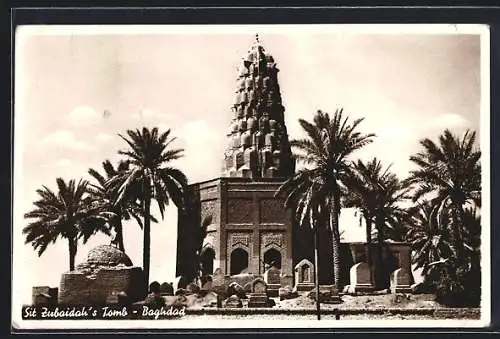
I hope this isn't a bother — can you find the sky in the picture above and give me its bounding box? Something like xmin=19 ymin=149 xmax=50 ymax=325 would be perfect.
xmin=12 ymin=25 xmax=486 ymax=307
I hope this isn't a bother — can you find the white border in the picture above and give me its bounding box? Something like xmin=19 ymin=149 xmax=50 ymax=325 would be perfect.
xmin=16 ymin=23 xmax=488 ymax=36
xmin=12 ymin=23 xmax=491 ymax=330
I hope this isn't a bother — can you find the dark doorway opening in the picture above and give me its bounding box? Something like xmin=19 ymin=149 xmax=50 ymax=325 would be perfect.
xmin=200 ymin=247 xmax=215 ymax=275
xmin=230 ymin=248 xmax=249 ymax=275
xmin=263 ymin=248 xmax=282 ymax=269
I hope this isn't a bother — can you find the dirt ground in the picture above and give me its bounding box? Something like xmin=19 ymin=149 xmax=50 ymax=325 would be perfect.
xmin=275 ymin=293 xmax=445 ymax=310
xmin=173 ymin=291 xmax=447 ymax=310
xmin=180 ymin=313 xmax=470 ymax=321
xmin=169 ymin=292 xmax=479 ymax=318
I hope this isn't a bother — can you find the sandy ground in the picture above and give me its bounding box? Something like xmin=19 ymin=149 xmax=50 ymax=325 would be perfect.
xmin=179 ymin=313 xmax=469 ymax=320
xmin=175 ymin=292 xmax=447 ymax=310
xmin=167 ymin=293 xmax=480 ymax=321
xmin=275 ymin=293 xmax=446 ymax=310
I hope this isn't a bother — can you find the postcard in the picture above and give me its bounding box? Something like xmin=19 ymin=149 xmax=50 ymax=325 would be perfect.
xmin=11 ymin=23 xmax=490 ymax=330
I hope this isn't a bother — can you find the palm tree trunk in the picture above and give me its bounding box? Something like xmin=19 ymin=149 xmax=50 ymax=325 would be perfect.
xmin=68 ymin=237 xmax=76 ymax=271
xmin=452 ymin=203 xmax=465 ymax=260
xmin=143 ymin=197 xmax=151 ymax=292
xmin=331 ymin=193 xmax=341 ymax=289
xmin=313 ymin=224 xmax=321 ymax=320
xmin=365 ymin=218 xmax=372 ymax=264
xmin=365 ymin=218 xmax=374 ymax=285
xmin=116 ymin=220 xmax=125 ymax=253
xmin=375 ymin=216 xmax=384 ymax=288
xmin=332 ymin=225 xmax=341 ymax=289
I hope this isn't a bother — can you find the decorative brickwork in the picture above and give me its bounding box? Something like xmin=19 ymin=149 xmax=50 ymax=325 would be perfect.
xmin=200 ymin=199 xmax=216 ymax=224
xmin=227 ymin=199 xmax=254 ymax=223
xmin=259 ymin=198 xmax=286 ymax=223
xmin=262 ymin=232 xmax=283 ymax=248
xmin=230 ymin=233 xmax=251 ymax=248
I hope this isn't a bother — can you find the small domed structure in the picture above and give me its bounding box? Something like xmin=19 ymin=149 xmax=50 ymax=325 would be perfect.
xmin=86 ymin=245 xmax=133 ymax=267
xmin=59 ymin=245 xmax=145 ymax=306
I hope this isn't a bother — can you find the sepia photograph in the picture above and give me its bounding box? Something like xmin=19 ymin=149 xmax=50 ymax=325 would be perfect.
xmin=11 ymin=24 xmax=490 ymax=330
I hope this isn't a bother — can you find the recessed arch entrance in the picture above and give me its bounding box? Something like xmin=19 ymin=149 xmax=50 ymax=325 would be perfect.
xmin=200 ymin=247 xmax=215 ymax=275
xmin=263 ymin=248 xmax=282 ymax=269
xmin=230 ymin=248 xmax=249 ymax=275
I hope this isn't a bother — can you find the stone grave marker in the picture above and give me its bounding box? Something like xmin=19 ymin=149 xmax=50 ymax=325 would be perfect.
xmin=227 ymin=282 xmax=246 ymax=299
xmin=33 ymin=293 xmax=51 ymax=306
xmin=224 ymin=295 xmax=243 ymax=308
xmin=248 ymin=278 xmax=271 ymax=307
xmin=160 ymin=282 xmax=174 ymax=296
xmin=263 ymin=267 xmax=281 ymax=297
xmin=348 ymin=262 xmax=375 ymax=293
xmin=294 ymin=259 xmax=315 ymax=292
xmin=253 ymin=279 xmax=267 ymax=294
xmin=186 ymin=283 xmax=201 ymax=295
xmin=390 ymin=268 xmax=412 ymax=293
xmin=202 ymin=280 xmax=213 ymax=291
xmin=32 ymin=286 xmax=58 ymax=306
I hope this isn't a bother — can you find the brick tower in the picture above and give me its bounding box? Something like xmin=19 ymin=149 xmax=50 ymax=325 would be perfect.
xmin=176 ymin=36 xmax=300 ymax=287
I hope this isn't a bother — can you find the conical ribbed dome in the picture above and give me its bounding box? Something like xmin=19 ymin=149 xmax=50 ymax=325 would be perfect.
xmin=222 ymin=35 xmax=295 ymax=179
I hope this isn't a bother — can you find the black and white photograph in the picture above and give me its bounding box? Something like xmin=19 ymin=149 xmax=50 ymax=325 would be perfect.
xmin=11 ymin=24 xmax=490 ymax=329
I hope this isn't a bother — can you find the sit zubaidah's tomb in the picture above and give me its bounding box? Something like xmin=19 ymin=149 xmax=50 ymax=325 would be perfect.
xmin=175 ymin=36 xmax=414 ymax=292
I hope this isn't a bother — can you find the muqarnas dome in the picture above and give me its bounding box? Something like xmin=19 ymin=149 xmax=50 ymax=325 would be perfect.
xmin=222 ymin=34 xmax=295 ymax=179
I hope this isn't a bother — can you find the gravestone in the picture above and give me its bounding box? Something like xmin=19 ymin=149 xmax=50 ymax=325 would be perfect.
xmin=390 ymin=268 xmax=412 ymax=293
xmin=253 ymin=279 xmax=267 ymax=294
xmin=32 ymin=286 xmax=58 ymax=306
xmin=248 ymin=278 xmax=271 ymax=308
xmin=201 ymin=275 xmax=213 ymax=290
xmin=186 ymin=283 xmax=201 ymax=295
xmin=160 ymin=282 xmax=174 ymax=296
xmin=348 ymin=262 xmax=375 ymax=293
xmin=33 ymin=293 xmax=51 ymax=306
xmin=212 ymin=268 xmax=230 ymax=296
xmin=227 ymin=282 xmax=246 ymax=299
xmin=224 ymin=294 xmax=243 ymax=308
xmin=175 ymin=288 xmax=187 ymax=296
xmin=243 ymin=281 xmax=253 ymax=293
xmin=294 ymin=259 xmax=315 ymax=292
xmin=263 ymin=267 xmax=281 ymax=297
xmin=212 ymin=268 xmax=224 ymax=285
xmin=202 ymin=280 xmax=213 ymax=291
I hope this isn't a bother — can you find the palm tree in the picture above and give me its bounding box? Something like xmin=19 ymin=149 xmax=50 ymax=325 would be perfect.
xmin=343 ymin=158 xmax=410 ymax=287
xmin=109 ymin=127 xmax=187 ymax=289
xmin=405 ymin=200 xmax=457 ymax=278
xmin=406 ymin=129 xmax=481 ymax=259
xmin=276 ymin=109 xmax=375 ymax=289
xmin=87 ymin=159 xmax=148 ymax=253
xmin=23 ymin=178 xmax=110 ymax=271
xmin=277 ymin=169 xmax=325 ymax=319
xmin=194 ymin=215 xmax=213 ymax=283
xmin=405 ymin=201 xmax=481 ymax=306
